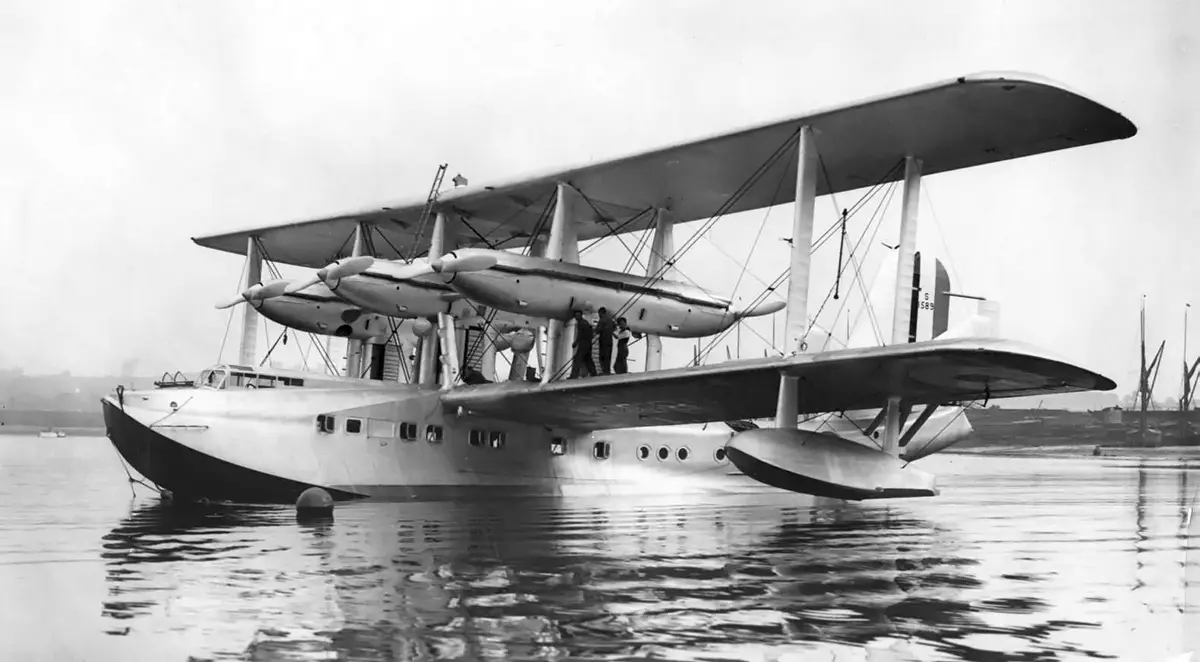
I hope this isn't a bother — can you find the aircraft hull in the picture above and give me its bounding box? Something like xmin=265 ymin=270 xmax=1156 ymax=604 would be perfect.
xmin=100 ymin=382 xmax=972 ymax=505
xmin=100 ymin=386 xmax=773 ymax=504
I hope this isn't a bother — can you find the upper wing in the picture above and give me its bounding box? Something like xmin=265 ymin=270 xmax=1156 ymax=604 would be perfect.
xmin=440 ymin=337 xmax=1116 ymax=430
xmin=192 ymin=72 xmax=1135 ymax=269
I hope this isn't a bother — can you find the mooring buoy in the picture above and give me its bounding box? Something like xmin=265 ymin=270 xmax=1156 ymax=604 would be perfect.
xmin=296 ymin=486 xmax=334 ymax=521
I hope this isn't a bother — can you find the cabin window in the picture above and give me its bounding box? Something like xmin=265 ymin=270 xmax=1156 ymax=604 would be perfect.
xmin=368 ymin=419 xmax=397 ymax=439
xmin=714 ymin=447 xmax=728 ymax=462
xmin=637 ymin=445 xmax=651 ymax=461
xmin=426 ymin=425 xmax=443 ymax=444
xmin=550 ymin=438 xmax=567 ymax=456
xmin=592 ymin=441 xmax=611 ymax=460
xmin=489 ymin=431 xmax=506 ymax=450
xmin=677 ymin=447 xmax=690 ymax=461
xmin=399 ymin=422 xmax=418 ymax=441
xmin=657 ymin=446 xmax=670 ymax=461
xmin=346 ymin=418 xmax=363 ymax=435
xmin=317 ymin=414 xmax=336 ymax=434
xmin=469 ymin=429 xmax=486 ymax=447
xmin=228 ymin=372 xmax=250 ymax=388
xmin=256 ymin=375 xmax=276 ymax=389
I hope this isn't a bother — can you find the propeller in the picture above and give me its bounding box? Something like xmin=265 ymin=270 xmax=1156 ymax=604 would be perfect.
xmin=215 ymin=279 xmax=291 ymax=309
xmin=285 ymin=255 xmax=376 ymax=295
xmin=381 ymin=251 xmax=497 ymax=284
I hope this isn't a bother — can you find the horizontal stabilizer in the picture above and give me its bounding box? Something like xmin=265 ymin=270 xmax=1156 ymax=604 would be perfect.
xmin=442 ymin=336 xmax=1114 ymax=431
xmin=726 ymin=428 xmax=938 ymax=500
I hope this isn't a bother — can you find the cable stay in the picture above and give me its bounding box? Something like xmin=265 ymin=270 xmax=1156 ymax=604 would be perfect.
xmin=833 ymin=209 xmax=848 ymax=300
xmin=251 ymin=239 xmax=342 ymax=376
xmin=691 ymin=163 xmax=901 ymax=367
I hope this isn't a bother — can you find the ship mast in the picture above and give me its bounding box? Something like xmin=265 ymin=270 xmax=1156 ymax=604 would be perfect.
xmin=1137 ymin=297 xmax=1166 ymax=444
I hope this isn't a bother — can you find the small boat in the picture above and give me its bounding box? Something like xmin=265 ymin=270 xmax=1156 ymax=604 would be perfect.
xmin=38 ymin=430 xmax=66 ymax=438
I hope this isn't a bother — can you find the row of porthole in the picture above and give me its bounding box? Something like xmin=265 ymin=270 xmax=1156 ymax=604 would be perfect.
xmin=636 ymin=444 xmax=728 ymax=463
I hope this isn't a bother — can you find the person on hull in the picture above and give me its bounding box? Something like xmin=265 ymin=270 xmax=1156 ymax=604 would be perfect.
xmin=570 ymin=309 xmax=597 ymax=378
xmin=596 ymin=307 xmax=615 ymax=375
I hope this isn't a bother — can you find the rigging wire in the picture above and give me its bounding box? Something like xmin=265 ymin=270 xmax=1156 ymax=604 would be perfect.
xmin=607 ymin=126 xmax=806 ymax=324
xmin=253 ymin=239 xmax=341 ymax=375
xmin=216 ymin=256 xmax=250 ymax=364
xmin=821 ymin=179 xmax=899 ymax=351
xmin=920 ymin=181 xmax=963 ymax=290
xmin=731 ymin=144 xmax=796 ymax=304
xmin=693 ymin=159 xmax=903 ymax=364
xmin=694 ymin=165 xmax=900 ymax=367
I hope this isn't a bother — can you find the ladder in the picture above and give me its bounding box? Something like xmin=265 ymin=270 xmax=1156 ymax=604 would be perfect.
xmin=406 ymin=164 xmax=448 ymax=262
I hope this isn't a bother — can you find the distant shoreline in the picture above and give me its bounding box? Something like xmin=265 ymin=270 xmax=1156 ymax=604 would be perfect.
xmin=0 ymin=427 xmax=104 ymax=437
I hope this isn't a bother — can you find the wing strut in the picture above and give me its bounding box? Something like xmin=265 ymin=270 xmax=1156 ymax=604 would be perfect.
xmin=775 ymin=125 xmax=820 ymax=428
xmin=881 ymin=156 xmax=923 ymax=455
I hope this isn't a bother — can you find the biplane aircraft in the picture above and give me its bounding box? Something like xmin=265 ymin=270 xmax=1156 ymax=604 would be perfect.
xmin=101 ymin=72 xmax=1134 ymax=504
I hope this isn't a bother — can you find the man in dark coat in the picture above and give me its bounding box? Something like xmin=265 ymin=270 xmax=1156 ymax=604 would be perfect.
xmin=595 ymin=307 xmax=615 ymax=374
xmin=570 ymin=309 xmax=596 ymax=378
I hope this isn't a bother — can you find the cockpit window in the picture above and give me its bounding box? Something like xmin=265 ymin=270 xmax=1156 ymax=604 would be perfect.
xmin=200 ymin=369 xmax=228 ymax=390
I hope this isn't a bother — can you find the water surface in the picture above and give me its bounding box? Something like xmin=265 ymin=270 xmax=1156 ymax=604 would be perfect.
xmin=2 ymin=436 xmax=1198 ymax=661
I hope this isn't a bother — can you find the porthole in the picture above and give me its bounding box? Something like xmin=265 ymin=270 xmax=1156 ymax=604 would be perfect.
xmin=677 ymin=447 xmax=690 ymax=461
xmin=637 ymin=445 xmax=651 ymax=461
xmin=714 ymin=447 xmax=728 ymax=462
xmin=657 ymin=446 xmax=670 ymax=461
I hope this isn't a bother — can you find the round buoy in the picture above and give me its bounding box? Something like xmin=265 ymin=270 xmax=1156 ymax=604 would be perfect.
xmin=296 ymin=487 xmax=334 ymax=521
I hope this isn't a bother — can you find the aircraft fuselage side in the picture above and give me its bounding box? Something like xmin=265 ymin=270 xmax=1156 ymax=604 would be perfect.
xmin=101 ymin=375 xmax=974 ymax=504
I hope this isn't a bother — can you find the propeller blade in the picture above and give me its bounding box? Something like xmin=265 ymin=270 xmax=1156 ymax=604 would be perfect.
xmin=215 ymin=295 xmax=248 ymax=310
xmin=256 ymin=279 xmax=291 ymax=300
xmin=735 ymin=300 xmax=786 ymax=318
xmin=285 ymin=274 xmax=322 ymax=295
xmin=326 ymin=255 xmax=375 ymax=280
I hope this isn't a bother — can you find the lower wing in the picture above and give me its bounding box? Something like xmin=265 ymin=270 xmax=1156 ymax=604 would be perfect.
xmin=440 ymin=337 xmax=1113 ymax=431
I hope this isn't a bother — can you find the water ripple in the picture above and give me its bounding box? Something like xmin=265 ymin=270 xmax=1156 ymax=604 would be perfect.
xmin=3 ymin=440 xmax=1200 ymax=660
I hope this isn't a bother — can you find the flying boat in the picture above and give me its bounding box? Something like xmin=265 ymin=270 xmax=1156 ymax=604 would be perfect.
xmin=101 ymin=73 xmax=1134 ymax=504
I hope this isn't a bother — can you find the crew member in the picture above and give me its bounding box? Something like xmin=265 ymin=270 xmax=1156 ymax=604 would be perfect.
xmin=596 ymin=307 xmax=615 ymax=374
xmin=570 ymin=309 xmax=596 ymax=378
xmin=613 ymin=316 xmax=633 ymax=374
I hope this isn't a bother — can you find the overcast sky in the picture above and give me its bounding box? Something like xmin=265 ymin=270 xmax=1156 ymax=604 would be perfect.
xmin=2 ymin=0 xmax=1197 ymax=399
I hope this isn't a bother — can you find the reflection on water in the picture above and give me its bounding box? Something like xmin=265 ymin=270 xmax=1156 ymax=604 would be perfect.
xmin=4 ymin=438 xmax=1200 ymax=661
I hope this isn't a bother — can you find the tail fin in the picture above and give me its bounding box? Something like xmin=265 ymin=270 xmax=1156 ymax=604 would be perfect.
xmin=910 ymin=251 xmax=954 ymax=342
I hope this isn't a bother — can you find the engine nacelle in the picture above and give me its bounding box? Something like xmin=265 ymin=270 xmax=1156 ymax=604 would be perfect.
xmin=726 ymin=427 xmax=938 ymax=500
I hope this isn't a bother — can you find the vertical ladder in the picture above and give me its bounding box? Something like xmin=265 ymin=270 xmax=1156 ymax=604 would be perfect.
xmin=461 ymin=327 xmax=488 ymax=375
xmin=406 ymin=164 xmax=449 ymax=262
xmin=381 ymin=342 xmax=403 ymax=382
